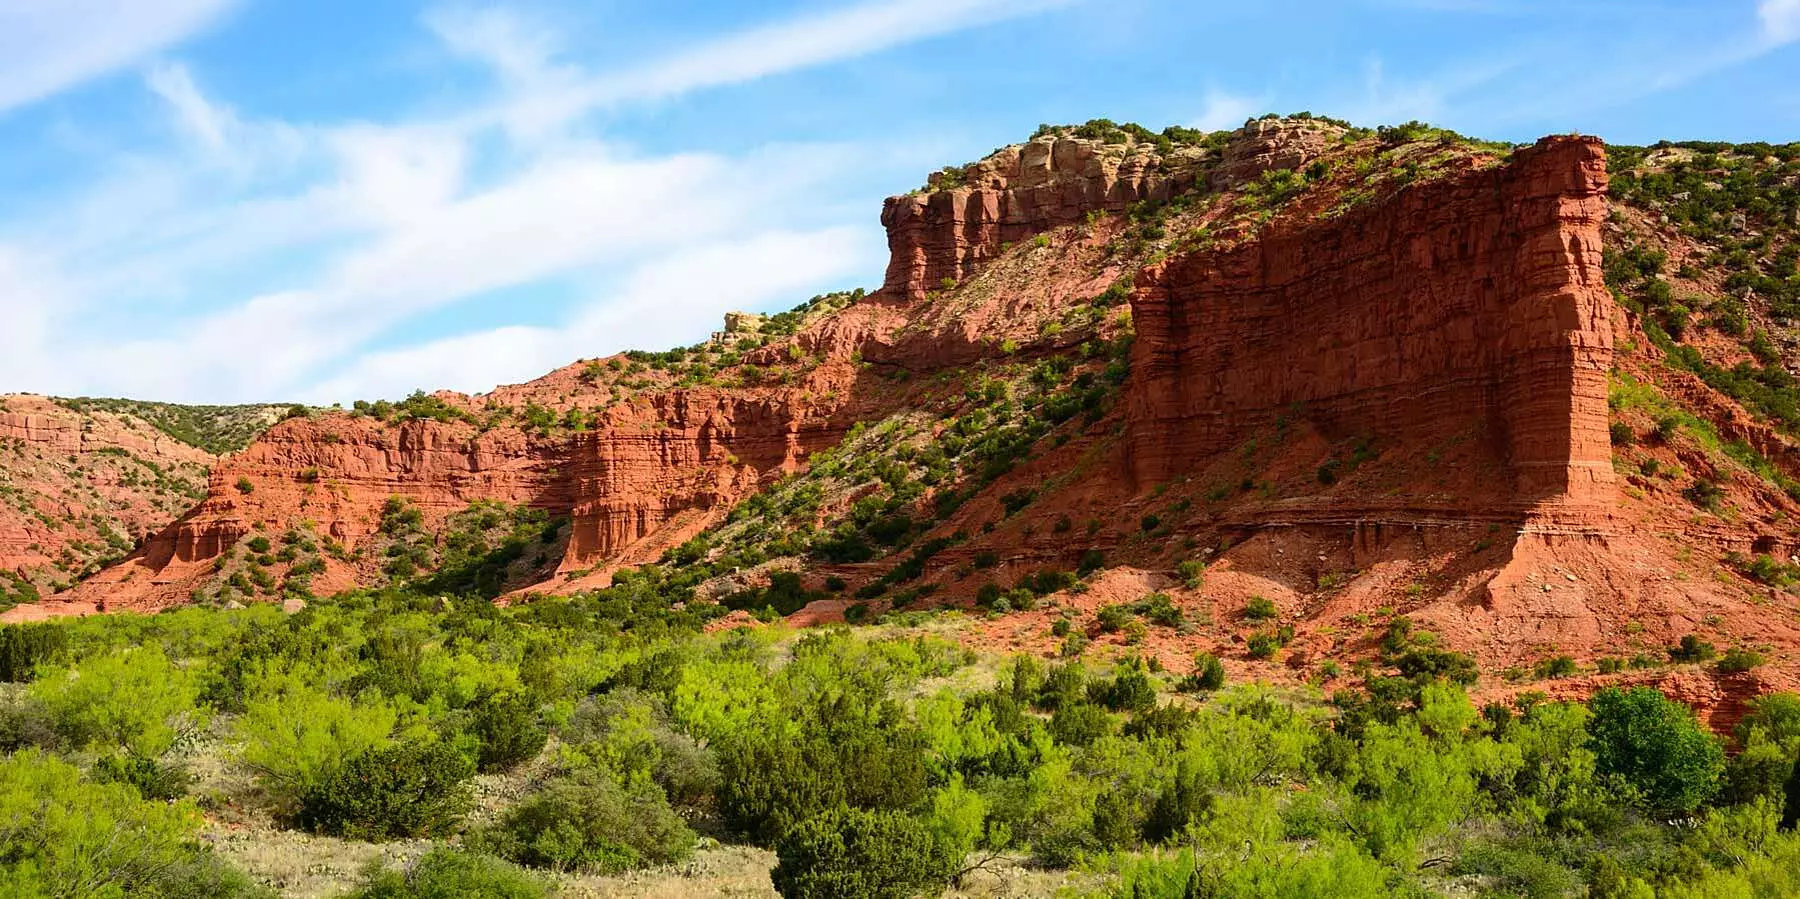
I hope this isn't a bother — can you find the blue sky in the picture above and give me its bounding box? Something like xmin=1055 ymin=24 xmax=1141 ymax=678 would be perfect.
xmin=1 ymin=0 xmax=1797 ymax=404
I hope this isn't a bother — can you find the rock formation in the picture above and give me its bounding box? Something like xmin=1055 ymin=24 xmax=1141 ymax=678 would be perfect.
xmin=1126 ymin=136 xmax=1616 ymax=523
xmin=0 ymin=395 xmax=218 ymax=599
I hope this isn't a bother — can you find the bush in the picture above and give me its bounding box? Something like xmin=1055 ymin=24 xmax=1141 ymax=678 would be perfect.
xmin=31 ymin=647 xmax=205 ymax=758
xmin=468 ymin=692 xmax=547 ymax=773
xmin=298 ymin=742 xmax=475 ymax=839
xmin=0 ymin=750 xmax=263 ymax=897
xmin=236 ymin=681 xmax=397 ymax=805
xmin=1718 ymin=647 xmax=1766 ymax=674
xmin=770 ymin=807 xmax=959 ymax=899
xmin=350 ymin=846 xmax=546 ymax=899
xmin=1184 ymin=653 xmax=1226 ymax=692
xmin=1586 ymin=687 xmax=1724 ymax=813
xmin=1088 ymin=668 xmax=1157 ymax=713
xmin=1534 ymin=656 xmax=1579 ymax=679
xmin=1049 ymin=702 xmax=1114 ymax=747
xmin=1246 ymin=632 xmax=1280 ymax=660
xmin=479 ymin=774 xmax=694 ymax=873
xmin=1243 ymin=596 xmax=1278 ymax=620
xmin=1669 ymin=634 xmax=1718 ymax=663
xmin=1095 ymin=604 xmax=1133 ymax=633
xmin=1176 ymin=559 xmax=1205 ymax=589
xmin=0 ymin=622 xmax=67 ymax=682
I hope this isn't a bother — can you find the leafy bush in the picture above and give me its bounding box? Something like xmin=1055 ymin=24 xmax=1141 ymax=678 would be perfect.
xmin=1183 ymin=653 xmax=1226 ymax=692
xmin=1718 ymin=647 xmax=1766 ymax=674
xmin=0 ymin=622 xmax=67 ymax=682
xmin=1587 ymin=687 xmax=1724 ymax=813
xmin=467 ymin=692 xmax=547 ymax=772
xmin=350 ymin=846 xmax=546 ymax=899
xmin=236 ymin=680 xmax=397 ymax=805
xmin=1087 ymin=667 xmax=1157 ymax=713
xmin=1246 ymin=632 xmax=1280 ymax=659
xmin=1242 ymin=596 xmax=1278 ymax=620
xmin=1669 ymin=634 xmax=1718 ymax=663
xmin=0 ymin=750 xmax=263 ymax=897
xmin=1048 ymin=702 xmax=1113 ymax=747
xmin=31 ymin=647 xmax=205 ymax=758
xmin=770 ymin=807 xmax=959 ymax=899
xmin=297 ymin=742 xmax=475 ymax=839
xmin=479 ymin=774 xmax=694 ymax=873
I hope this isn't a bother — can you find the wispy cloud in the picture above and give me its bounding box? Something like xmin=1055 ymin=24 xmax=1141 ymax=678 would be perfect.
xmin=1762 ymin=0 xmax=1800 ymax=44
xmin=0 ymin=0 xmax=237 ymax=115
xmin=0 ymin=0 xmax=1076 ymax=403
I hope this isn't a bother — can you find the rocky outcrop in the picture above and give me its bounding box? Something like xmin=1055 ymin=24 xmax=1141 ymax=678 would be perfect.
xmin=1125 ymin=136 xmax=1615 ymax=523
xmin=880 ymin=138 xmax=1202 ymax=299
xmin=879 ymin=120 xmax=1350 ymax=302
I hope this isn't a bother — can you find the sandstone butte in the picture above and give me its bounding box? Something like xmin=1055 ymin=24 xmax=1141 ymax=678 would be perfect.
xmin=12 ymin=118 xmax=1800 ymax=724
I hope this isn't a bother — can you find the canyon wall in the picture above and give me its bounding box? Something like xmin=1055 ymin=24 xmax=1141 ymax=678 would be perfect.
xmin=1125 ymin=136 xmax=1616 ymax=521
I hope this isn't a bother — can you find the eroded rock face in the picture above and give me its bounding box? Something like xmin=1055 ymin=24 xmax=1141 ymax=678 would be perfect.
xmin=880 ymin=138 xmax=1203 ymax=299
xmin=0 ymin=396 xmax=215 ymax=589
xmin=1126 ymin=136 xmax=1615 ymax=521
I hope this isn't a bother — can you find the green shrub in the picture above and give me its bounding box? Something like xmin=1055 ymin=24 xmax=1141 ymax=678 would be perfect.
xmin=1176 ymin=559 xmax=1206 ymax=589
xmin=1587 ymin=687 xmax=1724 ymax=813
xmin=1243 ymin=596 xmax=1278 ymax=620
xmin=298 ymin=742 xmax=475 ymax=839
xmin=1087 ymin=668 xmax=1157 ymax=713
xmin=467 ymin=692 xmax=547 ymax=773
xmin=770 ymin=807 xmax=958 ymax=899
xmin=0 ymin=622 xmax=67 ymax=682
xmin=1534 ymin=655 xmax=1579 ymax=679
xmin=1049 ymin=702 xmax=1113 ymax=746
xmin=1246 ymin=632 xmax=1280 ymax=660
xmin=350 ymin=846 xmax=546 ymax=899
xmin=1183 ymin=653 xmax=1226 ymax=692
xmin=1095 ymin=604 xmax=1133 ymax=633
xmin=0 ymin=750 xmax=263 ymax=897
xmin=1669 ymin=634 xmax=1718 ymax=663
xmin=31 ymin=647 xmax=205 ymax=758
xmin=1718 ymin=647 xmax=1766 ymax=674
xmin=479 ymin=774 xmax=694 ymax=873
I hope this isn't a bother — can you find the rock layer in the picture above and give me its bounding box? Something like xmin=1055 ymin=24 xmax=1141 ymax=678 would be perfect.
xmin=1125 ymin=136 xmax=1615 ymax=523
xmin=880 ymin=137 xmax=1202 ymax=299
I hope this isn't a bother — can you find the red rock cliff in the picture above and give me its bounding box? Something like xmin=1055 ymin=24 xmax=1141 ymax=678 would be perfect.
xmin=1125 ymin=136 xmax=1615 ymax=521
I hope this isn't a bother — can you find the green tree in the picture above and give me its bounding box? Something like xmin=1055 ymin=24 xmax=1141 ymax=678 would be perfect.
xmin=1587 ymin=687 xmax=1724 ymax=813
xmin=770 ymin=807 xmax=959 ymax=899
xmin=235 ymin=677 xmax=396 ymax=804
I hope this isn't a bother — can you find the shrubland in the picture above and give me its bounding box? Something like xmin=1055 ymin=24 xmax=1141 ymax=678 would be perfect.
xmin=0 ymin=582 xmax=1796 ymax=898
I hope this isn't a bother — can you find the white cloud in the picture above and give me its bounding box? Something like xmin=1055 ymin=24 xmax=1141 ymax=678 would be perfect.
xmin=446 ymin=0 xmax=1082 ymax=138
xmin=0 ymin=0 xmax=237 ymax=115
xmin=1191 ymin=88 xmax=1265 ymax=132
xmin=1762 ymin=0 xmax=1800 ymax=44
xmin=3 ymin=0 xmax=1068 ymax=404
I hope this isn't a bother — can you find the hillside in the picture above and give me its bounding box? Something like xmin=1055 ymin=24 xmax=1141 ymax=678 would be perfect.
xmin=17 ymin=115 xmax=1800 ymax=709
xmin=0 ymin=395 xmax=293 ymax=608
